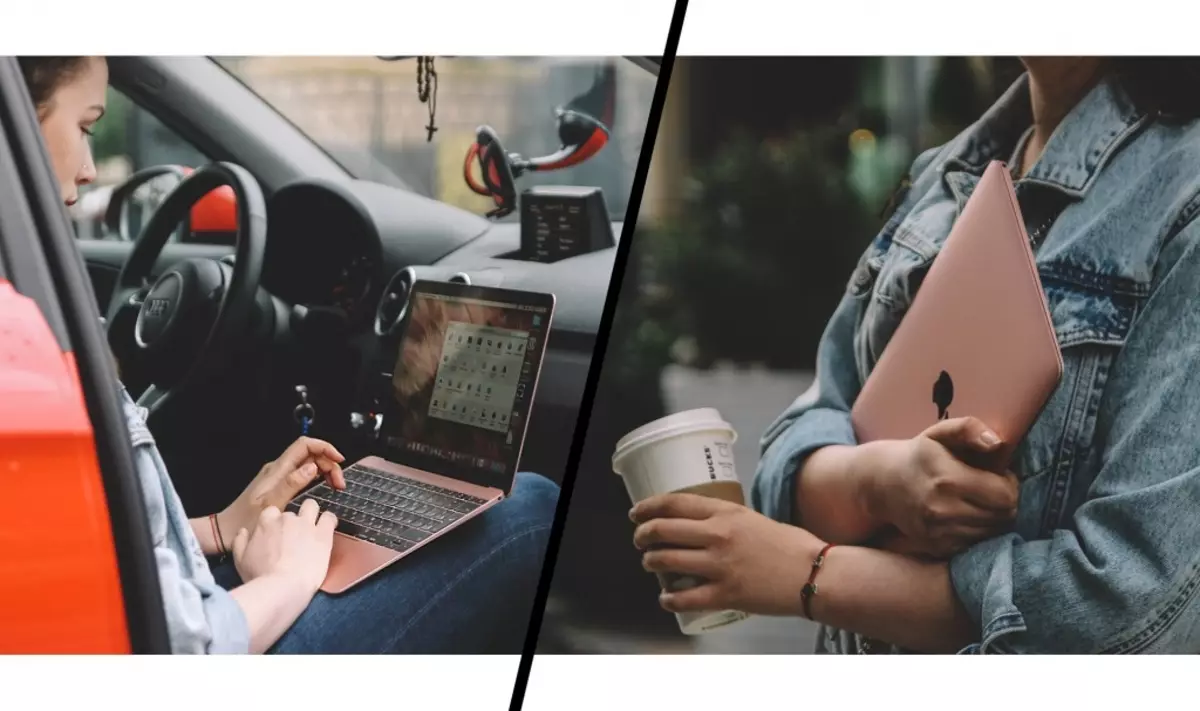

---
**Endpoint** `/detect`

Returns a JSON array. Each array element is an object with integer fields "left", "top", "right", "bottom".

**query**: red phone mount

[
  {"left": 463, "top": 64, "right": 616, "bottom": 219},
  {"left": 463, "top": 127, "right": 520, "bottom": 219}
]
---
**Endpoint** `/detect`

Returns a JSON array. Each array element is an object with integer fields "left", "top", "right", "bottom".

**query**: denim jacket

[
  {"left": 121, "top": 388, "right": 250, "bottom": 653},
  {"left": 752, "top": 72, "right": 1200, "bottom": 654}
]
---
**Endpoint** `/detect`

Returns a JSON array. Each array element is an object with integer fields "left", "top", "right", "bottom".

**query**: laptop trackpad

[{"left": 320, "top": 534, "right": 404, "bottom": 595}]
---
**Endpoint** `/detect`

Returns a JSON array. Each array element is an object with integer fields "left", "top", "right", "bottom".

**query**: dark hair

[
  {"left": 16, "top": 56, "right": 90, "bottom": 114},
  {"left": 1109, "top": 58, "right": 1200, "bottom": 121}
]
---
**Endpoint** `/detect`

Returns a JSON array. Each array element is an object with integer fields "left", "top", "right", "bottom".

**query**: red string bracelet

[{"left": 800, "top": 543, "right": 836, "bottom": 620}]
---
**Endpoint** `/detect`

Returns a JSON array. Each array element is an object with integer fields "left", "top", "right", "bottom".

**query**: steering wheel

[
  {"left": 103, "top": 164, "right": 189, "bottom": 241},
  {"left": 105, "top": 162, "right": 267, "bottom": 418}
]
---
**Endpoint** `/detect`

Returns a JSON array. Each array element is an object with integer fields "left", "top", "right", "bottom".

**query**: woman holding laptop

[
  {"left": 633, "top": 58, "right": 1200, "bottom": 653},
  {"left": 18, "top": 56, "right": 559, "bottom": 654}
]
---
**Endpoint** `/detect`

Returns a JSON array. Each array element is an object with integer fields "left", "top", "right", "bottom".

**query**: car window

[
  {"left": 72, "top": 88, "right": 211, "bottom": 242},
  {"left": 215, "top": 57, "right": 656, "bottom": 222}
]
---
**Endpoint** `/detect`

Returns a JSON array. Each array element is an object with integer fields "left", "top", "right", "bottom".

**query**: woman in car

[
  {"left": 631, "top": 57, "right": 1200, "bottom": 653},
  {"left": 19, "top": 56, "right": 559, "bottom": 654}
]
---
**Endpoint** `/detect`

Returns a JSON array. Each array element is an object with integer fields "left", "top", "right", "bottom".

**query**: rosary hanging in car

[{"left": 417, "top": 56, "right": 439, "bottom": 142}]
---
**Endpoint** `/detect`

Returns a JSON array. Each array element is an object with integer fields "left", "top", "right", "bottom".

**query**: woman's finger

[
  {"left": 317, "top": 509, "right": 339, "bottom": 534},
  {"left": 278, "top": 437, "right": 346, "bottom": 472},
  {"left": 922, "top": 416, "right": 1002, "bottom": 453},
  {"left": 659, "top": 583, "right": 724, "bottom": 613},
  {"left": 630, "top": 493, "right": 729, "bottom": 524},
  {"left": 633, "top": 518, "right": 719, "bottom": 550},
  {"left": 947, "top": 468, "right": 1020, "bottom": 513},
  {"left": 259, "top": 505, "right": 282, "bottom": 526},
  {"left": 928, "top": 496, "right": 1012, "bottom": 525},
  {"left": 642, "top": 548, "right": 720, "bottom": 578},
  {"left": 298, "top": 497, "right": 321, "bottom": 523},
  {"left": 285, "top": 460, "right": 321, "bottom": 493},
  {"left": 315, "top": 456, "right": 346, "bottom": 490}
]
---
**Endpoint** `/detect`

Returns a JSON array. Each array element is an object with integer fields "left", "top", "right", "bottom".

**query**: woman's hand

[
  {"left": 861, "top": 417, "right": 1019, "bottom": 559},
  {"left": 631, "top": 493, "right": 824, "bottom": 617},
  {"left": 232, "top": 499, "right": 338, "bottom": 593},
  {"left": 217, "top": 437, "right": 346, "bottom": 543}
]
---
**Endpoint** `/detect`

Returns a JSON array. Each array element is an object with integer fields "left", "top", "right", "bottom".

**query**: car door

[{"left": 0, "top": 56, "right": 169, "bottom": 653}]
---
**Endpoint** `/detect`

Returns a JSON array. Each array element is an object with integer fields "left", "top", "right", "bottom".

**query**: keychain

[{"left": 293, "top": 385, "right": 316, "bottom": 436}]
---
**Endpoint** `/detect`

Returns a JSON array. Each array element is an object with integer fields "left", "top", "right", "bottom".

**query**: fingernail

[
  {"left": 628, "top": 507, "right": 637, "bottom": 521},
  {"left": 980, "top": 431, "right": 1000, "bottom": 447}
]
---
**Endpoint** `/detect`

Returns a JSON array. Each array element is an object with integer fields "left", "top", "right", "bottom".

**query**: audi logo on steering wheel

[{"left": 146, "top": 298, "right": 170, "bottom": 317}]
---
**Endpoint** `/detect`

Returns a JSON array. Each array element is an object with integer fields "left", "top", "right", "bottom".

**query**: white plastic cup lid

[{"left": 612, "top": 408, "right": 737, "bottom": 472}]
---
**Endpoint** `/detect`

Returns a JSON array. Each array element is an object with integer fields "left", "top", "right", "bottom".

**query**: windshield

[{"left": 214, "top": 57, "right": 655, "bottom": 221}]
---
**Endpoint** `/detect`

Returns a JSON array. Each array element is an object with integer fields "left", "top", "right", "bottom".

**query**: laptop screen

[{"left": 378, "top": 280, "right": 554, "bottom": 493}]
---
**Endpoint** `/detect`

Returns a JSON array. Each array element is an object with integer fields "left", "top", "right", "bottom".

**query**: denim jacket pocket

[
  {"left": 1008, "top": 263, "right": 1146, "bottom": 536},
  {"left": 853, "top": 236, "right": 935, "bottom": 383},
  {"left": 855, "top": 194, "right": 960, "bottom": 365},
  {"left": 846, "top": 245, "right": 888, "bottom": 301},
  {"left": 845, "top": 194, "right": 920, "bottom": 302}
]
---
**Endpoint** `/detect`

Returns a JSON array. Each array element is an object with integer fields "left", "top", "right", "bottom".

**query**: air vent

[
  {"left": 449, "top": 272, "right": 471, "bottom": 285},
  {"left": 373, "top": 267, "right": 416, "bottom": 337}
]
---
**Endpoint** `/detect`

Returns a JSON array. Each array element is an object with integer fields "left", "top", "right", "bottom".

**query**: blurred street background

[{"left": 538, "top": 56, "right": 1025, "bottom": 654}]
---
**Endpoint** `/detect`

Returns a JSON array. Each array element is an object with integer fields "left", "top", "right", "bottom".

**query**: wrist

[
  {"left": 191, "top": 517, "right": 220, "bottom": 557},
  {"left": 238, "top": 565, "right": 321, "bottom": 599},
  {"left": 216, "top": 505, "right": 245, "bottom": 545},
  {"left": 264, "top": 568, "right": 317, "bottom": 590},
  {"left": 208, "top": 512, "right": 234, "bottom": 557},
  {"left": 794, "top": 529, "right": 831, "bottom": 620},
  {"left": 847, "top": 441, "right": 883, "bottom": 526},
  {"left": 277, "top": 568, "right": 323, "bottom": 597}
]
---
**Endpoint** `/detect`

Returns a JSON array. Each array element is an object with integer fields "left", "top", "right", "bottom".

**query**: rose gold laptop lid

[{"left": 850, "top": 161, "right": 1063, "bottom": 466}]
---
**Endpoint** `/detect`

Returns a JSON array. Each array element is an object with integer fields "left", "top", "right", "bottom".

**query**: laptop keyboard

[{"left": 286, "top": 464, "right": 489, "bottom": 554}]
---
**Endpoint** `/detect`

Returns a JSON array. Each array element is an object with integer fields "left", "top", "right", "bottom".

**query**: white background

[{"left": 2, "top": 0, "right": 1193, "bottom": 709}]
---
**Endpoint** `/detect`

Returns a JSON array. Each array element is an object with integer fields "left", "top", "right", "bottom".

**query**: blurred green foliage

[
  {"left": 610, "top": 58, "right": 1018, "bottom": 378},
  {"left": 93, "top": 87, "right": 131, "bottom": 163},
  {"left": 643, "top": 127, "right": 878, "bottom": 369},
  {"left": 599, "top": 236, "right": 676, "bottom": 388}
]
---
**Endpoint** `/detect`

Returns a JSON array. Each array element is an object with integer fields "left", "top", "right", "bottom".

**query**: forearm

[
  {"left": 795, "top": 442, "right": 886, "bottom": 544},
  {"left": 807, "top": 542, "right": 976, "bottom": 653},
  {"left": 229, "top": 573, "right": 315, "bottom": 654}
]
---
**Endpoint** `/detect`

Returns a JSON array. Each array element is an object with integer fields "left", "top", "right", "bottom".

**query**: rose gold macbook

[
  {"left": 850, "top": 160, "right": 1063, "bottom": 467},
  {"left": 288, "top": 280, "right": 555, "bottom": 593}
]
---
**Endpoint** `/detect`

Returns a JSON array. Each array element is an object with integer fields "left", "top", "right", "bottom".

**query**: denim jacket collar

[{"left": 944, "top": 72, "right": 1149, "bottom": 199}]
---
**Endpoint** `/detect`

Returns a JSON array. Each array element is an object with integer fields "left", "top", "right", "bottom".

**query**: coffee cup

[{"left": 613, "top": 408, "right": 750, "bottom": 635}]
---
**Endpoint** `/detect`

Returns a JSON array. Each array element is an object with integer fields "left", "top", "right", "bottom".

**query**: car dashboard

[{"left": 259, "top": 178, "right": 620, "bottom": 482}]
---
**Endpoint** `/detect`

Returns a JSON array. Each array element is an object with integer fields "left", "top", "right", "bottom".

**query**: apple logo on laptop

[{"left": 933, "top": 370, "right": 954, "bottom": 420}]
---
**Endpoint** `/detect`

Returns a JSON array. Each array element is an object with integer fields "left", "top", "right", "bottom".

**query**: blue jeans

[{"left": 209, "top": 471, "right": 559, "bottom": 654}]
